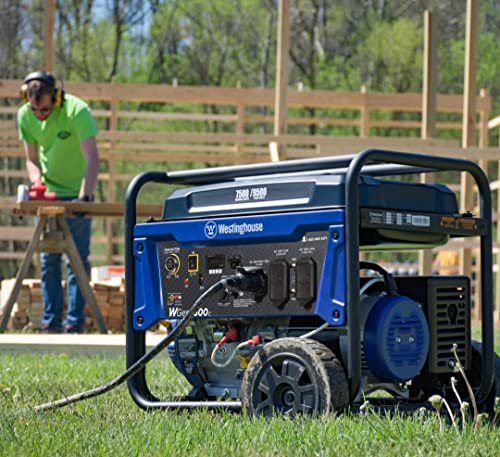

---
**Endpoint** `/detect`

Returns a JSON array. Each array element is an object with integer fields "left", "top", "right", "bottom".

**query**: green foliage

[
  {"left": 358, "top": 18, "right": 423, "bottom": 93},
  {"left": 2, "top": 1, "right": 499, "bottom": 120}
]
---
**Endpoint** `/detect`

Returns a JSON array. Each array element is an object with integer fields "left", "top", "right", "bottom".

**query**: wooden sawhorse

[{"left": 0, "top": 206, "right": 107, "bottom": 333}]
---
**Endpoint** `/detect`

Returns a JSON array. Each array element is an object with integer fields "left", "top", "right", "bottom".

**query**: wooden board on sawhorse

[{"left": 0, "top": 206, "right": 107, "bottom": 333}]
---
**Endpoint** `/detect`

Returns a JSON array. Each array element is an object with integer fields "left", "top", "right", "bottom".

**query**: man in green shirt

[{"left": 17, "top": 71, "right": 100, "bottom": 333}]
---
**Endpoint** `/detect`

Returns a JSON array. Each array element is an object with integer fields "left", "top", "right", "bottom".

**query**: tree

[
  {"left": 54, "top": 0, "right": 148, "bottom": 81},
  {"left": 0, "top": 0, "right": 23, "bottom": 78}
]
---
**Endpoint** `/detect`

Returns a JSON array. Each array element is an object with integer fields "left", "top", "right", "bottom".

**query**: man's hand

[
  {"left": 28, "top": 180, "right": 58, "bottom": 200},
  {"left": 30, "top": 180, "right": 46, "bottom": 193}
]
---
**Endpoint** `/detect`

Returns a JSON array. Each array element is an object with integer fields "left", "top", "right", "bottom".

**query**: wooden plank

[
  {"left": 0, "top": 226, "right": 34, "bottom": 241},
  {"left": 0, "top": 333, "right": 164, "bottom": 356},
  {"left": 462, "top": 0, "right": 479, "bottom": 149},
  {"left": 43, "top": 0, "right": 55, "bottom": 72},
  {"left": 422, "top": 9, "right": 437, "bottom": 139},
  {"left": 11, "top": 201, "right": 162, "bottom": 218},
  {"left": 0, "top": 216, "right": 46, "bottom": 332},
  {"left": 0, "top": 252, "right": 28, "bottom": 260},
  {"left": 90, "top": 109, "right": 238, "bottom": 123},
  {"left": 235, "top": 103, "right": 245, "bottom": 158},
  {"left": 115, "top": 111, "right": 237, "bottom": 122},
  {"left": 273, "top": 0, "right": 291, "bottom": 160},
  {"left": 110, "top": 143, "right": 237, "bottom": 153},
  {"left": 360, "top": 86, "right": 369, "bottom": 138},
  {"left": 478, "top": 89, "right": 490, "bottom": 148},
  {"left": 98, "top": 152, "right": 245, "bottom": 165},
  {"left": 246, "top": 115, "right": 360, "bottom": 126},
  {"left": 0, "top": 79, "right": 491, "bottom": 111},
  {"left": 460, "top": 0, "right": 479, "bottom": 317},
  {"left": 106, "top": 93, "right": 119, "bottom": 264},
  {"left": 57, "top": 214, "right": 107, "bottom": 333},
  {"left": 0, "top": 149, "right": 24, "bottom": 158}
]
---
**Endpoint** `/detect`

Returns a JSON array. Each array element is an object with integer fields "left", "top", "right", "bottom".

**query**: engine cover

[{"left": 363, "top": 294, "right": 429, "bottom": 382}]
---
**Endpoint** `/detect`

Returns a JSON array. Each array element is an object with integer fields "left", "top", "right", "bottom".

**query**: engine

[{"left": 163, "top": 271, "right": 470, "bottom": 399}]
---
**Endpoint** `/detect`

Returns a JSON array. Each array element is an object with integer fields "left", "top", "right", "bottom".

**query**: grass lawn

[{"left": 1, "top": 331, "right": 499, "bottom": 456}]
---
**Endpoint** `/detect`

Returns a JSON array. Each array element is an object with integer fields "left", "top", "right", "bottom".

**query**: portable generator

[{"left": 125, "top": 149, "right": 499, "bottom": 416}]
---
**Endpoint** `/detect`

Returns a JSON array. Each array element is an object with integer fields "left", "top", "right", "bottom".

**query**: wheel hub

[{"left": 276, "top": 384, "right": 297, "bottom": 408}]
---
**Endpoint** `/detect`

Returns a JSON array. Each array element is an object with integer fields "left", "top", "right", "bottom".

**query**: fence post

[
  {"left": 360, "top": 85, "right": 369, "bottom": 138},
  {"left": 419, "top": 8, "right": 437, "bottom": 275},
  {"left": 272, "top": 0, "right": 290, "bottom": 161},
  {"left": 460, "top": 0, "right": 479, "bottom": 319},
  {"left": 475, "top": 89, "right": 490, "bottom": 321},
  {"left": 42, "top": 0, "right": 55, "bottom": 72},
  {"left": 478, "top": 88, "right": 490, "bottom": 151},
  {"left": 236, "top": 102, "right": 245, "bottom": 162},
  {"left": 106, "top": 79, "right": 118, "bottom": 265}
]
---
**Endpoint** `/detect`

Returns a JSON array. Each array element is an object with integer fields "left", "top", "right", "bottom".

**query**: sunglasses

[{"left": 30, "top": 105, "right": 52, "bottom": 113}]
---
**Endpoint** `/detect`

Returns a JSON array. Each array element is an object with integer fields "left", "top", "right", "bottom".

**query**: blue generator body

[{"left": 125, "top": 150, "right": 497, "bottom": 416}]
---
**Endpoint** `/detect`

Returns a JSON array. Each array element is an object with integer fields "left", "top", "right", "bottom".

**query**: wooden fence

[{"left": 1, "top": 79, "right": 500, "bottom": 321}]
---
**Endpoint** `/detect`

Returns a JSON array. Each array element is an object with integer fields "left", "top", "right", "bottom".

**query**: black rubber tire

[
  {"left": 241, "top": 337, "right": 349, "bottom": 417},
  {"left": 468, "top": 341, "right": 500, "bottom": 414}
]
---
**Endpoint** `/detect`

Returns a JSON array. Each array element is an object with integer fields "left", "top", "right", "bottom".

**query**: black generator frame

[{"left": 124, "top": 149, "right": 495, "bottom": 410}]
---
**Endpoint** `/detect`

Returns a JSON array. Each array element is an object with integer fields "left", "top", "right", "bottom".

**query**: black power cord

[
  {"left": 359, "top": 261, "right": 397, "bottom": 295},
  {"left": 34, "top": 267, "right": 267, "bottom": 412}
]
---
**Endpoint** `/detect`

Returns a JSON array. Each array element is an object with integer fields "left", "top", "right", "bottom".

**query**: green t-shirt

[{"left": 17, "top": 94, "right": 98, "bottom": 196}]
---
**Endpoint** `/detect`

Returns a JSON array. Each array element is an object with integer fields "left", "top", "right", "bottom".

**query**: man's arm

[
  {"left": 23, "top": 141, "right": 42, "bottom": 183},
  {"left": 79, "top": 136, "right": 100, "bottom": 199}
]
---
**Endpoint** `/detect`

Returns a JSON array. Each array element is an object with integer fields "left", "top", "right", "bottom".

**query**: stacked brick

[
  {"left": 85, "top": 278, "right": 125, "bottom": 331},
  {"left": 0, "top": 278, "right": 126, "bottom": 332},
  {"left": 0, "top": 279, "right": 43, "bottom": 330}
]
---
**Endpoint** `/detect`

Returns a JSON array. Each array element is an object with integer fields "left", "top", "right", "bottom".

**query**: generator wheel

[
  {"left": 467, "top": 341, "right": 500, "bottom": 414},
  {"left": 410, "top": 340, "right": 500, "bottom": 414},
  {"left": 240, "top": 337, "right": 349, "bottom": 417}
]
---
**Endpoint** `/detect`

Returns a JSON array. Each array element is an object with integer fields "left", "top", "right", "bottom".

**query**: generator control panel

[
  {"left": 132, "top": 208, "right": 347, "bottom": 330},
  {"left": 157, "top": 230, "right": 329, "bottom": 320}
]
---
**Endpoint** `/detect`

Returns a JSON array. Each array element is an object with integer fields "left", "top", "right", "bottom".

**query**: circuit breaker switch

[{"left": 188, "top": 254, "right": 199, "bottom": 272}]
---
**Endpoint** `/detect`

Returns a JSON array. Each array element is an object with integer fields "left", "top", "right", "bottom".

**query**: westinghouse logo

[
  {"left": 203, "top": 220, "right": 264, "bottom": 238},
  {"left": 204, "top": 221, "right": 218, "bottom": 239}
]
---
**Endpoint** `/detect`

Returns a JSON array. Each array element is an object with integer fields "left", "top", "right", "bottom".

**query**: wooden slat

[
  {"left": 110, "top": 143, "right": 237, "bottom": 153},
  {"left": 11, "top": 201, "right": 163, "bottom": 218},
  {"left": 246, "top": 115, "right": 361, "bottom": 126},
  {"left": 0, "top": 226, "right": 34, "bottom": 241},
  {"left": 0, "top": 119, "right": 478, "bottom": 134},
  {"left": 0, "top": 252, "right": 27, "bottom": 260},
  {"left": 0, "top": 80, "right": 491, "bottom": 111}
]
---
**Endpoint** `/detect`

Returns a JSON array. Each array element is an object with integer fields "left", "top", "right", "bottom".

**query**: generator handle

[
  {"left": 345, "top": 148, "right": 494, "bottom": 404},
  {"left": 125, "top": 171, "right": 169, "bottom": 404},
  {"left": 125, "top": 171, "right": 246, "bottom": 409}
]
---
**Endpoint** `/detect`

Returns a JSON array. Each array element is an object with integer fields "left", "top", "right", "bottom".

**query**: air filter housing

[{"left": 395, "top": 276, "right": 471, "bottom": 373}]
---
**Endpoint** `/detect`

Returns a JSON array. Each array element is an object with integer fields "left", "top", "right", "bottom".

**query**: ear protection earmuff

[{"left": 20, "top": 71, "right": 65, "bottom": 107}]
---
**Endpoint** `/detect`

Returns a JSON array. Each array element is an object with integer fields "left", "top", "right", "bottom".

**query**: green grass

[{"left": 1, "top": 335, "right": 500, "bottom": 457}]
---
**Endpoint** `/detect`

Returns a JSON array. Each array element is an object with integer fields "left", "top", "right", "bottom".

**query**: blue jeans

[{"left": 41, "top": 215, "right": 92, "bottom": 331}]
